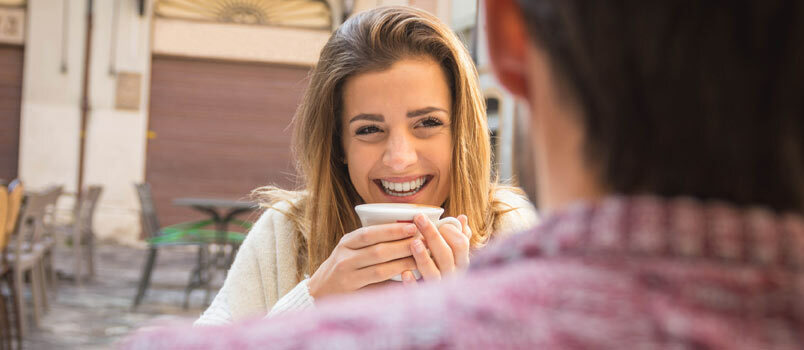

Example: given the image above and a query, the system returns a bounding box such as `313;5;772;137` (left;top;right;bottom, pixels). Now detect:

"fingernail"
402;271;413;283
405;224;417;235
412;239;425;253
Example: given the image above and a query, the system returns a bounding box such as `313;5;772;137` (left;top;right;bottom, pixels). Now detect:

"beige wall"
81;0;153;245
152;18;330;65
18;0;467;244
474;0;515;181
353;0;450;23
19;0;87;199
20;0;153;245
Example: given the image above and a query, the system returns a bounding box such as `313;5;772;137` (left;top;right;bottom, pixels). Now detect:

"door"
147;56;309;226
0;44;23;182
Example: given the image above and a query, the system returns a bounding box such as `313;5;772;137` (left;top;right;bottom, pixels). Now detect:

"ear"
484;0;529;98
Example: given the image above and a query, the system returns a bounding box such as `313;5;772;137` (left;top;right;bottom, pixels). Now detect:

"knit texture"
125;195;804;349
194;189;538;326
266;278;314;317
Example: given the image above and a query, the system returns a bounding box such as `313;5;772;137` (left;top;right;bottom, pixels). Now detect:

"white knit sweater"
194;189;538;326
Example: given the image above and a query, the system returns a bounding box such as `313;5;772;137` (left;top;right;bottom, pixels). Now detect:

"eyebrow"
407;106;448;118
348;106;448;124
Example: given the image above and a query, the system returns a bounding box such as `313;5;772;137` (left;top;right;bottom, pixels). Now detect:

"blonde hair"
256;6;521;280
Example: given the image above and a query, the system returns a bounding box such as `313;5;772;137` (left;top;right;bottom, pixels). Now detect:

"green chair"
131;183;250;310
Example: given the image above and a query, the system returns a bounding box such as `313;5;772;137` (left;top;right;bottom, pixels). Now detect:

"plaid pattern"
122;196;804;349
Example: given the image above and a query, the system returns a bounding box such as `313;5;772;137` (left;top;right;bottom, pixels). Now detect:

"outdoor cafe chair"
35;185;62;293
131;183;250;310
6;180;49;337
0;185;17;350
0;181;22;348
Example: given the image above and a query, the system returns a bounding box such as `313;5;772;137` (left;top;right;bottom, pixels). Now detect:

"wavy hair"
256;6;521;280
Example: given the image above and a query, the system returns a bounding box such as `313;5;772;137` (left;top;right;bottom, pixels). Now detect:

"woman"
195;6;537;326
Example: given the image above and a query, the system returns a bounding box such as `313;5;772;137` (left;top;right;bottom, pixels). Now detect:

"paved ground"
19;243;224;349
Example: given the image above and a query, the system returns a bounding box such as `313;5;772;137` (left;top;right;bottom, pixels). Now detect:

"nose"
382;131;418;172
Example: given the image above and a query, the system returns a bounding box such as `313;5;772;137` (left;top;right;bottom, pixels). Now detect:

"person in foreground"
194;6;537;326
124;0;804;348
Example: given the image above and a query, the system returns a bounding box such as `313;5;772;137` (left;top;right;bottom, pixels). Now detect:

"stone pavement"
21;243;223;349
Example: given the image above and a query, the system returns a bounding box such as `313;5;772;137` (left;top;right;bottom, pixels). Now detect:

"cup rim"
355;203;443;213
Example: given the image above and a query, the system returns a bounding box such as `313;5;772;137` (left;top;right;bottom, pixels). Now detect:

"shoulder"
492;187;534;210
491;187;539;237
247;192;305;245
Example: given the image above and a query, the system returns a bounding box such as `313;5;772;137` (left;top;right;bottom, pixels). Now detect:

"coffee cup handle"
436;217;462;232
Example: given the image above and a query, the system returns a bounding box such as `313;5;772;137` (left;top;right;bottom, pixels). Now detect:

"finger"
348;237;417;268
458;214;473;240
355;257;418;286
439;222;471;270
411;239;441;281
341;223;417;249
414;214;455;274
401;270;418;286
360;280;399;292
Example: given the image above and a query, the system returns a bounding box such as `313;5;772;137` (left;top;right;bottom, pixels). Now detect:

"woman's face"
341;57;453;206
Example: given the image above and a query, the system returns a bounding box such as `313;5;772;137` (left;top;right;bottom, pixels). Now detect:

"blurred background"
0;0;536;348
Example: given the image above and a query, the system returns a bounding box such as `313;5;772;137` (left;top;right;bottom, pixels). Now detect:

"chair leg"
37;263;49;313
74;226;83;286
0;275;15;350
47;250;58;294
6;272;21;348
132;247;158;310
30;267;43;328
12;269;25;337
87;233;96;278
0;288;9;350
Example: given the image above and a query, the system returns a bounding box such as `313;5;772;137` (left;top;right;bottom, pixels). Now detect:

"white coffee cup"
354;203;462;281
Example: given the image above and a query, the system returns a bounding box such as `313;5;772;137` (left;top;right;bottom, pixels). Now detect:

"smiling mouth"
374;175;432;197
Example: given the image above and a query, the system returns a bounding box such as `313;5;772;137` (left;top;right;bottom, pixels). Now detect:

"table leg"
183;244;209;309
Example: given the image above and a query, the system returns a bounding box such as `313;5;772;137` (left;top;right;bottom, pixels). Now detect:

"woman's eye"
356;125;382;135
418;117;444;128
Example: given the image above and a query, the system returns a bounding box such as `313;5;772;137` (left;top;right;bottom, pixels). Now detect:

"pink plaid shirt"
122;196;804;349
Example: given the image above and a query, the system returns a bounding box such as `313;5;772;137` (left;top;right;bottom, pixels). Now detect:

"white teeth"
379;176;427;196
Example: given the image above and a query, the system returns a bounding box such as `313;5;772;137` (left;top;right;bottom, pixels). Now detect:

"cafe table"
173;197;257;308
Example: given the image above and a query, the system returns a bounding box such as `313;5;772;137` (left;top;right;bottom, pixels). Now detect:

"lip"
372;175;433;203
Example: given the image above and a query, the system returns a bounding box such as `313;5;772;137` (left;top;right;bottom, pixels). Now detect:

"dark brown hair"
516;0;804;212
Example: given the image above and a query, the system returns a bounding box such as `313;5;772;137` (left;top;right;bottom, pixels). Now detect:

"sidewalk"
22;243;222;349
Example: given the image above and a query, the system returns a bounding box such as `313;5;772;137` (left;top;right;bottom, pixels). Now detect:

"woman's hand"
402;214;472;285
307;223;420;300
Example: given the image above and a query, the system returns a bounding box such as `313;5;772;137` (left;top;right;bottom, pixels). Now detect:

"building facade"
2;0;527;245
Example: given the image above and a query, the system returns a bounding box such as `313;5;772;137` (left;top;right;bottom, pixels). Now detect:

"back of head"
516;0;804;212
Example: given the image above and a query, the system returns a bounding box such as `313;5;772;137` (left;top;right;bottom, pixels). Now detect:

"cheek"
345;142;378;191
437;139;452;175
425;133;453;182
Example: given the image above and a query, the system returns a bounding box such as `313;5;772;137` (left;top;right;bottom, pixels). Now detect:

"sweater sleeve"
492;189;539;240
265;277;315;318
193;281;233;326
